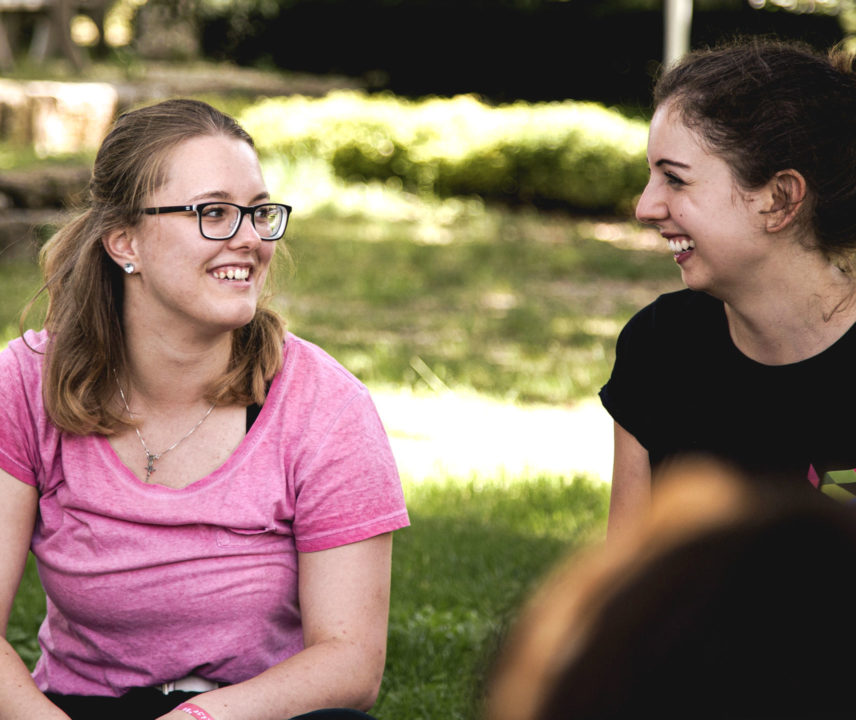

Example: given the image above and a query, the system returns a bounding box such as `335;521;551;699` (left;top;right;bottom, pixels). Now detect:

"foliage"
240;92;649;214
0;142;91;171
747;0;840;13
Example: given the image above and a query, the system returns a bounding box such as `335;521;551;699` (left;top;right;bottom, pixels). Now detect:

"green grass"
8;473;609;720
376;474;609;720
7;555;44;671
274;209;677;404
0;261;45;344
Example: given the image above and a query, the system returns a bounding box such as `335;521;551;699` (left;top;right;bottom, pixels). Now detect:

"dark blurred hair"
654;38;856;264
487;461;856;720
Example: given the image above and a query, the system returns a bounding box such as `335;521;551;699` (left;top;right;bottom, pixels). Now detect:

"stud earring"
123;263;135;274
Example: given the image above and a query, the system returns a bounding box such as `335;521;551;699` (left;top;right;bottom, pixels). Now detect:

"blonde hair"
32;98;284;436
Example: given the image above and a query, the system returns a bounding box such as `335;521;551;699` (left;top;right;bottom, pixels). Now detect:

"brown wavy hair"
30;98;284;436
654;38;856;265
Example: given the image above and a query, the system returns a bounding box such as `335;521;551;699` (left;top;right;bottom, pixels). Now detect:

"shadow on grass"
376;475;609;720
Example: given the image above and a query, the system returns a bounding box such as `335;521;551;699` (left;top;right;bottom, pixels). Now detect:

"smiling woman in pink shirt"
0;99;409;720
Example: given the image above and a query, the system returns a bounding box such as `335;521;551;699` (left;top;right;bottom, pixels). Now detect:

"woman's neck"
121;322;233;409
722;258;856;365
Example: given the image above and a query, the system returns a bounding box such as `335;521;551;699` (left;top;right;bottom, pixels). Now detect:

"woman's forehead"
154;135;265;198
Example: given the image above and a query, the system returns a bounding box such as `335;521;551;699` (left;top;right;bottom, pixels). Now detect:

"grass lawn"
281;210;676;404
2;199;677;719
378;474;609;720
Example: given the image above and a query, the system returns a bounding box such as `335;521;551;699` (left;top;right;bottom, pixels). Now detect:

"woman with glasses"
600;39;856;538
0;99;409;720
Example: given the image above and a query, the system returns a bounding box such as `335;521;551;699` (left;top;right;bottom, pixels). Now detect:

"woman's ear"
762;169;808;233
102;227;139;274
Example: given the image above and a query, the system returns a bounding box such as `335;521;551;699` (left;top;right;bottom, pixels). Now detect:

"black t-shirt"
600;289;856;494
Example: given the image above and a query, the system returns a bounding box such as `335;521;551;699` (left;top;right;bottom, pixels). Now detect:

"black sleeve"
599;302;660;451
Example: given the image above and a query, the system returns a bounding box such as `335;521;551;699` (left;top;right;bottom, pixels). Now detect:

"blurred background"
1;2;851;718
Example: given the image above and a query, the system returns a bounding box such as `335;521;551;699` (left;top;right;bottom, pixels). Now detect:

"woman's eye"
202;205;226;219
664;172;686;187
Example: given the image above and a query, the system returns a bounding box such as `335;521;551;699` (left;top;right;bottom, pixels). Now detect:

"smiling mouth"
667;238;695;254
211;267;251;281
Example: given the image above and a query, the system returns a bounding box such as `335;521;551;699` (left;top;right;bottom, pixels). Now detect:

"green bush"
240;92;649;214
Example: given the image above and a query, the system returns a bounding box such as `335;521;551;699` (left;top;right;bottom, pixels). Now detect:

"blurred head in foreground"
487;461;856;720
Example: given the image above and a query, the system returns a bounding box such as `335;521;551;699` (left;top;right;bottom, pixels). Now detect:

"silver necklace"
116;380;216;482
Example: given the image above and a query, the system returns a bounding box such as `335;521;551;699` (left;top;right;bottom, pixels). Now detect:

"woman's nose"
635;180;668;225
228;210;263;249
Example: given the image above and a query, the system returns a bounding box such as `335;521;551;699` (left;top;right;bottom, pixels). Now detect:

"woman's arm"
159;533;393;720
0;469;70;720
607;421;652;540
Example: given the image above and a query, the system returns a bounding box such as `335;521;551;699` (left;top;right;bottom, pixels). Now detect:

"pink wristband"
175;703;217;720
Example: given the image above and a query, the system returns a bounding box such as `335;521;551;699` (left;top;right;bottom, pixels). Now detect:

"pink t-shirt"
0;330;409;697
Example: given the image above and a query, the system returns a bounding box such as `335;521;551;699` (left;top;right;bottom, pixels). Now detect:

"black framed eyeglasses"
142;202;292;241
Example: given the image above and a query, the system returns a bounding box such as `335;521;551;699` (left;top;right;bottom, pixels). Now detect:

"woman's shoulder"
1;329;49;379
643;288;720;322
621;289;721;339
0;330;50;484
280;332;368;396
611;290;729;371
264;333;386;449
3;327;49;351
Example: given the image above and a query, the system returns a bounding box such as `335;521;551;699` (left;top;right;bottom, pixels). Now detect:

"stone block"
0;77;117;154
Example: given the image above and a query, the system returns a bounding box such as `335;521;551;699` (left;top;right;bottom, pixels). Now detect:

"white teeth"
213;267;250;280
667;238;695;253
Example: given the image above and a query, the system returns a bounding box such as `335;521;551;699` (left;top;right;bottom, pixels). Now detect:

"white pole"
664;0;693;67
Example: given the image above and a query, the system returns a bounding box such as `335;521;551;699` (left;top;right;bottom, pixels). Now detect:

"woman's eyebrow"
655;158;691;170
187;190;271;203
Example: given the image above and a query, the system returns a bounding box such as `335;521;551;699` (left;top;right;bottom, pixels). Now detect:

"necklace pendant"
116;376;216;483
145;452;160;481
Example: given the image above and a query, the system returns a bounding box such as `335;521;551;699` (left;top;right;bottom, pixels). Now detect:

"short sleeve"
291;385;408;553
599;305;659;450
0;333;47;486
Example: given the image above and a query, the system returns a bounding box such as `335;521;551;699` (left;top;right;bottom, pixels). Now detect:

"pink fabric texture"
0;330;409;697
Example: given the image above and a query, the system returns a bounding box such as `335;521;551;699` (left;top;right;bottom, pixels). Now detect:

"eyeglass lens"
200;203;286;240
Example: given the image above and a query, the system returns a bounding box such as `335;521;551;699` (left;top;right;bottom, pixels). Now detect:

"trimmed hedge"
240;92;649;214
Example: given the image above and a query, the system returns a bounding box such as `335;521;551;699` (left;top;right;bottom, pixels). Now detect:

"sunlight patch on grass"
374;389;614;485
